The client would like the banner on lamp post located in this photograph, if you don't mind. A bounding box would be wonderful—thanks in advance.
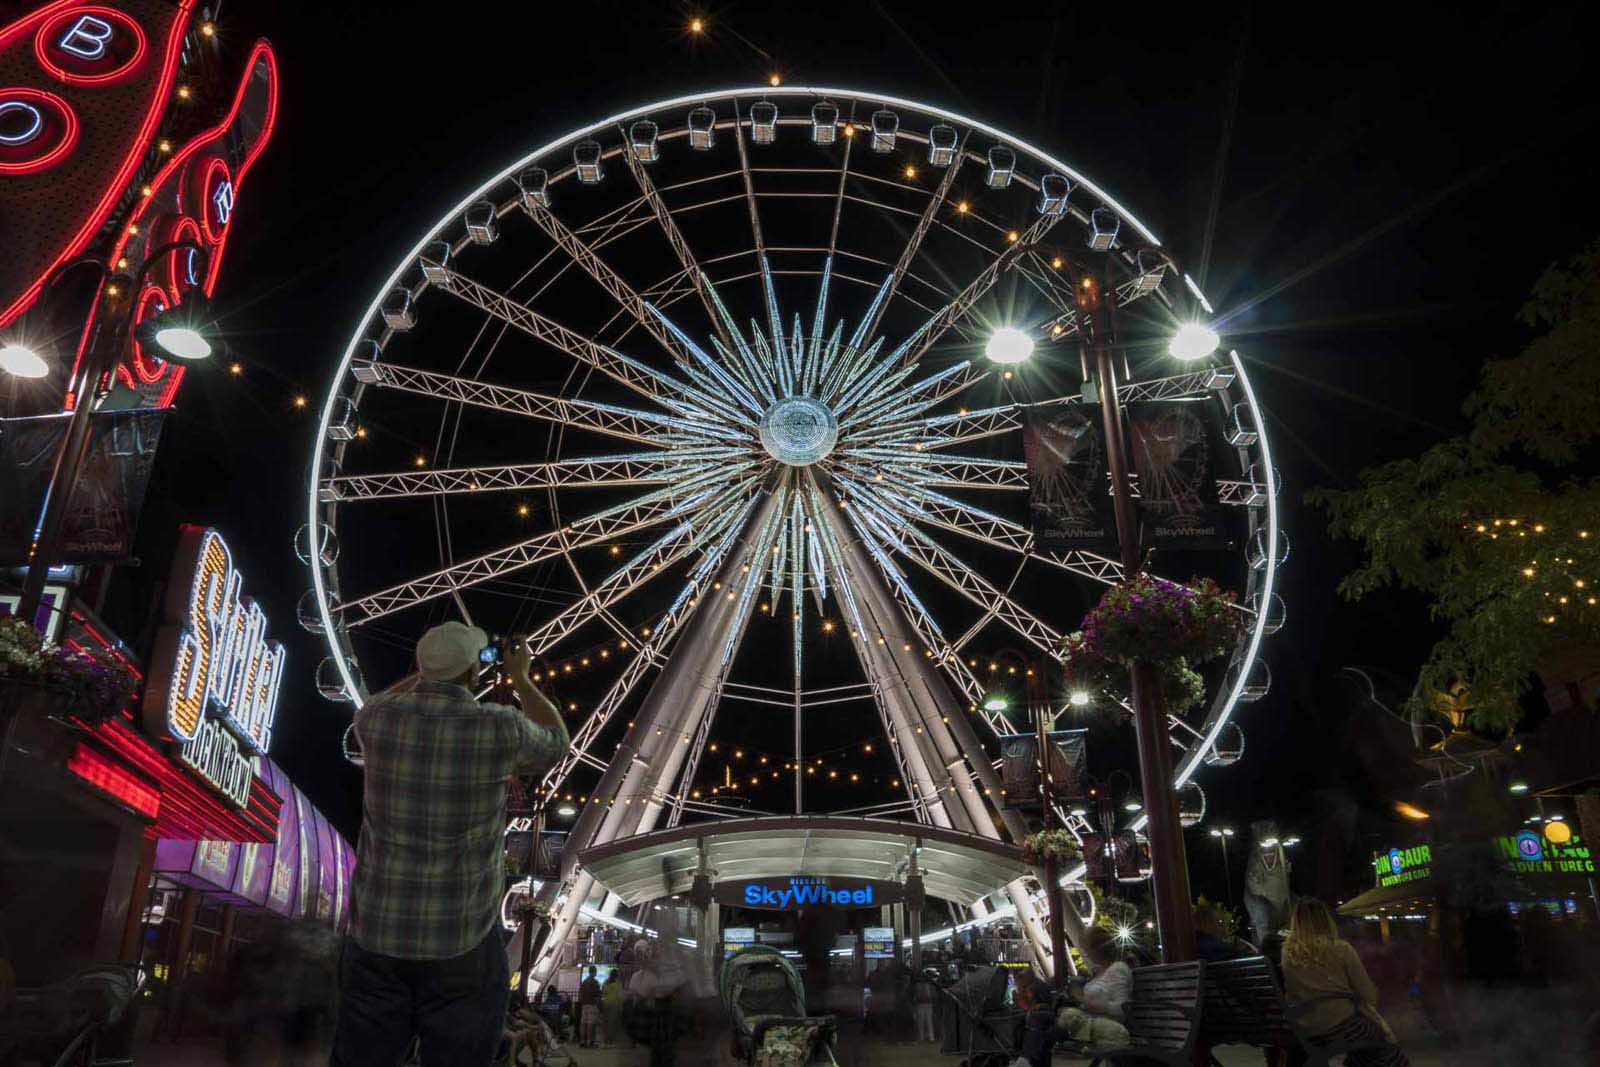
[1022,405,1115,551]
[1127,401,1229,549]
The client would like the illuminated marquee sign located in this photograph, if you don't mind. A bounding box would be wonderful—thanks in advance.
[1494,830,1593,877]
[716,876,903,910]
[144,526,284,807]
[1371,844,1432,889]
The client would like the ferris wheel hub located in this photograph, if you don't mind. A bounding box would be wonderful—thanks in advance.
[758,396,838,466]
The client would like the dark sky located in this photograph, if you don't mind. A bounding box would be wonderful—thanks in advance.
[102,1,1600,908]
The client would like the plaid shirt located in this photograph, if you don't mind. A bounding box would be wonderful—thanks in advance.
[351,680,566,959]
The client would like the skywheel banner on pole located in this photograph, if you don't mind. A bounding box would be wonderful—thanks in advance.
[1127,401,1229,549]
[1022,405,1115,551]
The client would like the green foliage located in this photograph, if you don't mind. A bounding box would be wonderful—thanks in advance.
[1311,242,1600,730]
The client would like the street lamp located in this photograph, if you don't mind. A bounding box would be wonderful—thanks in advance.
[1026,242,1219,964]
[13,243,215,624]
[0,342,49,380]
[1208,826,1236,907]
[1168,321,1220,362]
[1068,689,1092,708]
[984,325,1035,365]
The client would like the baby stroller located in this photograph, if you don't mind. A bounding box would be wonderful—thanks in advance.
[937,965,1026,1067]
[718,945,837,1066]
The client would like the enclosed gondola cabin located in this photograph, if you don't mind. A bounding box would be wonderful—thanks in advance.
[629,120,660,162]
[749,101,778,144]
[927,124,957,166]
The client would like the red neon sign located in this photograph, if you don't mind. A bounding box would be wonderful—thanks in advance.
[0,0,196,329]
[68,743,162,819]
[33,6,149,87]
[0,86,80,175]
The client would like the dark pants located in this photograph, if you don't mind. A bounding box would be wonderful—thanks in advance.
[330,929,509,1067]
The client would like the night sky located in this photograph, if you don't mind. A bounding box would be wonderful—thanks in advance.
[97,1,1600,909]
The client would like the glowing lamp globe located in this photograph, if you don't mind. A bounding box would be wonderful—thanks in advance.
[0,342,48,380]
[984,326,1034,365]
[1169,322,1219,362]
[1068,689,1091,708]
[1545,819,1572,844]
[152,325,213,362]
[556,803,577,818]
[981,694,1009,713]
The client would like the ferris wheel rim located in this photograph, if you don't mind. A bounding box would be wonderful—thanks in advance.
[305,84,1280,810]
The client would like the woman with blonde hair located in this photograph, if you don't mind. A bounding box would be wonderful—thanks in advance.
[1280,899,1410,1066]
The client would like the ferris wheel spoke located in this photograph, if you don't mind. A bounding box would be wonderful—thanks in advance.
[618,137,737,353]
[319,449,742,502]
[419,260,741,421]
[352,359,744,447]
[851,402,1023,451]
[845,471,1034,553]
[518,197,700,370]
[537,496,761,796]
[857,128,969,344]
[644,297,768,416]
[333,470,756,628]
[522,493,755,660]
[837,360,987,431]
[836,451,1029,491]
[899,209,1067,367]
[1116,366,1237,403]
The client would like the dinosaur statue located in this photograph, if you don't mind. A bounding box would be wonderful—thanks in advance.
[1243,819,1292,943]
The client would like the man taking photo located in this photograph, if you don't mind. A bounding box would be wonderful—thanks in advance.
[331,622,568,1066]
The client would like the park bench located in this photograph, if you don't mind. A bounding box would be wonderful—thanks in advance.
[1064,960,1206,1067]
[1200,955,1395,1067]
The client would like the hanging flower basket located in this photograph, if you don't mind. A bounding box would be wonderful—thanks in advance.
[1082,575,1244,667]
[1060,576,1242,715]
[0,616,139,724]
[1023,829,1082,864]
[1061,631,1210,715]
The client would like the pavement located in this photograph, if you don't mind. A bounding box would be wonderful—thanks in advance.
[128,1029,1579,1067]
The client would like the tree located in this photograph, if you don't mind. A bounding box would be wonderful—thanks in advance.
[1310,242,1600,731]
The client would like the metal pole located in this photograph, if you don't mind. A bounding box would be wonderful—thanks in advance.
[1037,691,1070,987]
[16,288,120,624]
[1083,268,1197,964]
[794,680,803,813]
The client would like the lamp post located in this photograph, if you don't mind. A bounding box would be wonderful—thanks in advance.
[983,649,1070,987]
[1007,244,1217,964]
[9,244,213,626]
[1208,826,1236,907]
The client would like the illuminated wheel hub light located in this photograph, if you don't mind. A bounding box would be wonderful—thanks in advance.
[758,396,838,466]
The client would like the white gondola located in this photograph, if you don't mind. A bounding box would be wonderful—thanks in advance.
[464,199,498,245]
[927,124,957,166]
[297,589,327,634]
[294,522,339,567]
[985,145,1014,188]
[1131,248,1166,294]
[1246,461,1280,506]
[515,166,550,211]
[870,109,897,152]
[317,656,357,702]
[1226,402,1258,446]
[687,106,716,150]
[1225,656,1271,702]
[348,339,383,382]
[342,723,365,767]
[1038,172,1071,215]
[629,120,659,162]
[1205,723,1246,767]
[1177,781,1207,828]
[1246,590,1286,636]
[380,287,415,331]
[573,139,604,183]
[1247,527,1289,571]
[811,101,839,144]
[1087,207,1120,251]
[418,240,452,284]
[750,100,778,144]
[325,395,358,441]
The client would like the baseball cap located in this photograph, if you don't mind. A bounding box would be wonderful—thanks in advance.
[416,620,490,681]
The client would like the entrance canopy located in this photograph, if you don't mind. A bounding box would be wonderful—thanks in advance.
[577,816,1037,907]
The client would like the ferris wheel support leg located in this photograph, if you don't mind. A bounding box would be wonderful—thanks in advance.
[812,488,1059,977]
[529,489,780,988]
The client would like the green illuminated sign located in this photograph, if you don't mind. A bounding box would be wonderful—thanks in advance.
[1372,845,1432,888]
[1493,831,1594,877]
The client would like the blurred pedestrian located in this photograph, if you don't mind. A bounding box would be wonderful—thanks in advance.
[577,965,602,1047]
[330,624,568,1066]
[1281,899,1409,1066]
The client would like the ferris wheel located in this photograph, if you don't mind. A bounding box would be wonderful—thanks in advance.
[301,87,1283,974]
